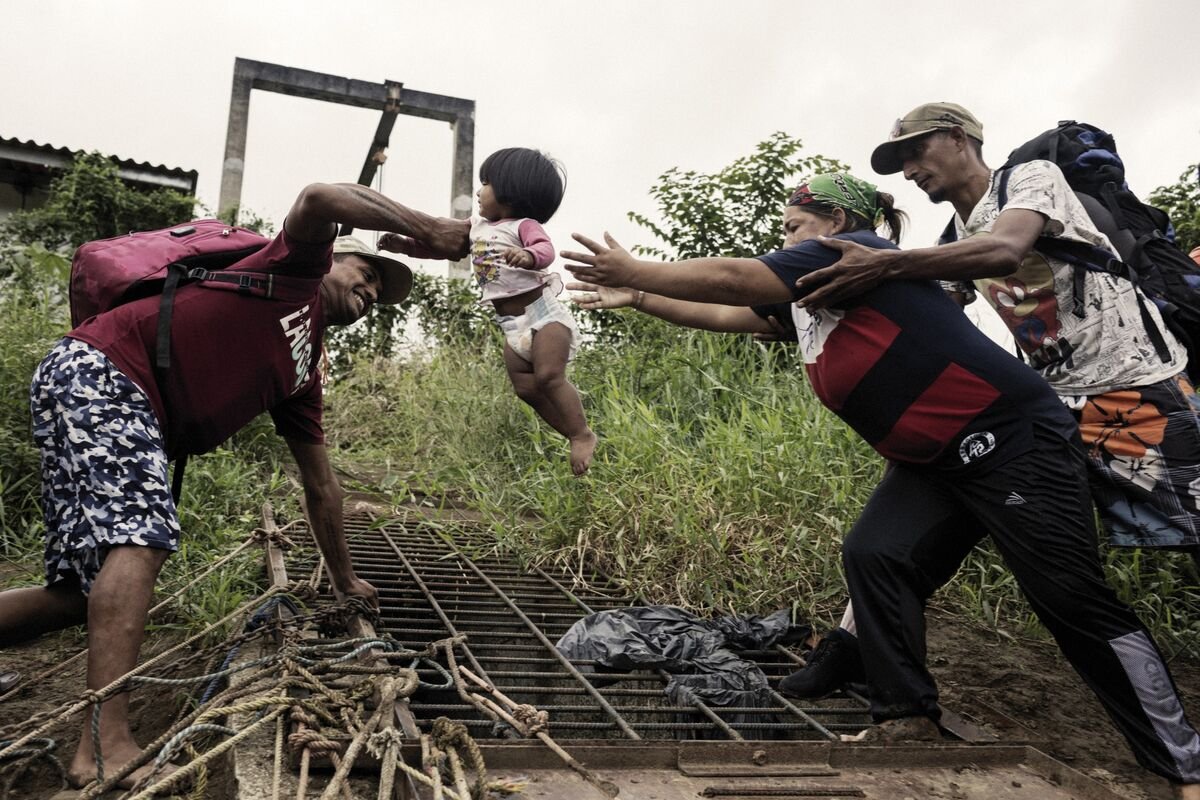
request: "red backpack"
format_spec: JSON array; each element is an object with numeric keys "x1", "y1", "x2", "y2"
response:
[{"x1": 70, "y1": 219, "x2": 311, "y2": 370}]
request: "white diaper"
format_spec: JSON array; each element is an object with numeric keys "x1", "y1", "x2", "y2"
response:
[{"x1": 496, "y1": 287, "x2": 580, "y2": 362}]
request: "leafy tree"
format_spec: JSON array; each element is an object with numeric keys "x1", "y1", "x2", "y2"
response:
[
  {"x1": 216, "y1": 205, "x2": 276, "y2": 237},
  {"x1": 1149, "y1": 164, "x2": 1200, "y2": 254},
  {"x1": 2, "y1": 152, "x2": 195, "y2": 250},
  {"x1": 575, "y1": 132, "x2": 846, "y2": 345},
  {"x1": 627, "y1": 131, "x2": 846, "y2": 260}
]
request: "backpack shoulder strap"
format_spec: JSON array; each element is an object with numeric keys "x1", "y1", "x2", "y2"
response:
[
  {"x1": 171, "y1": 453, "x2": 187, "y2": 503},
  {"x1": 153, "y1": 263, "x2": 317, "y2": 371},
  {"x1": 937, "y1": 217, "x2": 958, "y2": 245}
]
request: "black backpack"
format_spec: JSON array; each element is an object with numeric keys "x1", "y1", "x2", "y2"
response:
[{"x1": 939, "y1": 121, "x2": 1200, "y2": 381}]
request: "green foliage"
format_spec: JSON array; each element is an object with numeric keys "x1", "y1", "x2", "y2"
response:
[
  {"x1": 2, "y1": 152, "x2": 196, "y2": 249},
  {"x1": 627, "y1": 131, "x2": 846, "y2": 260},
  {"x1": 215, "y1": 204, "x2": 277, "y2": 237},
  {"x1": 406, "y1": 274, "x2": 494, "y2": 345},
  {"x1": 0, "y1": 245, "x2": 71, "y2": 558},
  {"x1": 325, "y1": 272, "x2": 495, "y2": 376},
  {"x1": 1149, "y1": 164, "x2": 1200, "y2": 254}
]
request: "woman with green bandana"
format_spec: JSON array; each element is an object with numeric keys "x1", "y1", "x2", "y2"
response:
[{"x1": 563, "y1": 172, "x2": 1200, "y2": 791}]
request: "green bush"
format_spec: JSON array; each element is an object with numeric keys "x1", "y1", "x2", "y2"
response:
[
  {"x1": 2, "y1": 152, "x2": 196, "y2": 250},
  {"x1": 325, "y1": 273, "x2": 495, "y2": 376},
  {"x1": 0, "y1": 244, "x2": 71, "y2": 559},
  {"x1": 628, "y1": 131, "x2": 846, "y2": 260},
  {"x1": 1149, "y1": 164, "x2": 1200, "y2": 254}
]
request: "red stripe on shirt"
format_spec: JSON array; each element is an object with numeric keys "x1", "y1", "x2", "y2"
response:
[
  {"x1": 874, "y1": 363, "x2": 1002, "y2": 463},
  {"x1": 806, "y1": 307, "x2": 901, "y2": 411}
]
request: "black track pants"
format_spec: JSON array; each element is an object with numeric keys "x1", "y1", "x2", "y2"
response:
[{"x1": 842, "y1": 431, "x2": 1200, "y2": 783}]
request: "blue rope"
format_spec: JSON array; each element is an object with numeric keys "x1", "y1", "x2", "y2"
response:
[{"x1": 199, "y1": 596, "x2": 301, "y2": 704}]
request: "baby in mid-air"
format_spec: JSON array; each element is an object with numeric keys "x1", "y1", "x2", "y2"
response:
[{"x1": 380, "y1": 147, "x2": 596, "y2": 475}]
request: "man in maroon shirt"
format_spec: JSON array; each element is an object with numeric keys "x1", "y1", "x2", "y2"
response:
[{"x1": 0, "y1": 182, "x2": 469, "y2": 788}]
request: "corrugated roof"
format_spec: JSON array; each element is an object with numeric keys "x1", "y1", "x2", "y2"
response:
[{"x1": 0, "y1": 135, "x2": 197, "y2": 193}]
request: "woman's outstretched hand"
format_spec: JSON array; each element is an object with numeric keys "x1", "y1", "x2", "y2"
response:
[
  {"x1": 562, "y1": 233, "x2": 640, "y2": 288},
  {"x1": 752, "y1": 314, "x2": 794, "y2": 342},
  {"x1": 566, "y1": 280, "x2": 638, "y2": 310}
]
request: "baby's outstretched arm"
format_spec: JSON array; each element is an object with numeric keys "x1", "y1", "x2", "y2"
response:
[{"x1": 378, "y1": 232, "x2": 442, "y2": 259}]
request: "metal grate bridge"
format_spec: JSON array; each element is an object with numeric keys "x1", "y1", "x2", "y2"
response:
[{"x1": 295, "y1": 512, "x2": 875, "y2": 744}]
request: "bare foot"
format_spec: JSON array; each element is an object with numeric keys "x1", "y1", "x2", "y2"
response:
[
  {"x1": 68, "y1": 743, "x2": 173, "y2": 790},
  {"x1": 570, "y1": 431, "x2": 598, "y2": 476}
]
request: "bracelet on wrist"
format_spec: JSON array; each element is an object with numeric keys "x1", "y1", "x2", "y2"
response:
[{"x1": 634, "y1": 290, "x2": 645, "y2": 309}]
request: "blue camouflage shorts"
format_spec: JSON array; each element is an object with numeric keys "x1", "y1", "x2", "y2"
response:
[{"x1": 30, "y1": 338, "x2": 179, "y2": 595}]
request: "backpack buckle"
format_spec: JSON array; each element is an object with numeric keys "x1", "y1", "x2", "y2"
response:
[
  {"x1": 237, "y1": 273, "x2": 254, "y2": 293},
  {"x1": 186, "y1": 267, "x2": 209, "y2": 281}
]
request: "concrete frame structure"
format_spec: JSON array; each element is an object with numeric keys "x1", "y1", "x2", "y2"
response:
[{"x1": 219, "y1": 57, "x2": 475, "y2": 278}]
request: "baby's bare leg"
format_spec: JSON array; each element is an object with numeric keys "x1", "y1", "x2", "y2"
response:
[
  {"x1": 503, "y1": 342, "x2": 568, "y2": 432},
  {"x1": 529, "y1": 323, "x2": 596, "y2": 475}
]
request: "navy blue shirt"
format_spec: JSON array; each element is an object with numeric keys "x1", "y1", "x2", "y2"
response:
[{"x1": 756, "y1": 231, "x2": 1075, "y2": 472}]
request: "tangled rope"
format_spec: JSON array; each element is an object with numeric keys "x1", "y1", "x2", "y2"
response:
[
  {"x1": 251, "y1": 520, "x2": 303, "y2": 551},
  {"x1": 431, "y1": 717, "x2": 488, "y2": 799},
  {"x1": 0, "y1": 506, "x2": 596, "y2": 800},
  {"x1": 0, "y1": 737, "x2": 67, "y2": 799}
]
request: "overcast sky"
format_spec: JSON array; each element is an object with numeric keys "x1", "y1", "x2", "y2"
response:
[{"x1": 5, "y1": 0, "x2": 1199, "y2": 340}]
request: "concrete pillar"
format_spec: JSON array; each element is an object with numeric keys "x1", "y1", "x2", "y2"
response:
[
  {"x1": 218, "y1": 71, "x2": 254, "y2": 220},
  {"x1": 448, "y1": 111, "x2": 475, "y2": 281}
]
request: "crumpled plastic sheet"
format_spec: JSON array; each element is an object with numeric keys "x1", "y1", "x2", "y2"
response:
[{"x1": 555, "y1": 606, "x2": 811, "y2": 736}]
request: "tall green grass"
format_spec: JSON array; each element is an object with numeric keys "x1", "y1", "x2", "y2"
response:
[
  {"x1": 328, "y1": 317, "x2": 877, "y2": 620},
  {"x1": 0, "y1": 243, "x2": 72, "y2": 562}
]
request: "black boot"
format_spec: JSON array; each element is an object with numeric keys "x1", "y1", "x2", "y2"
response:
[{"x1": 779, "y1": 628, "x2": 865, "y2": 699}]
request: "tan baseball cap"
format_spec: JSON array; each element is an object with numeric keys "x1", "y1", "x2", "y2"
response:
[
  {"x1": 870, "y1": 102, "x2": 984, "y2": 175},
  {"x1": 333, "y1": 235, "x2": 413, "y2": 304}
]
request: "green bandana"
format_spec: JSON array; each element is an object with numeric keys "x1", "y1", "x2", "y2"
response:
[{"x1": 788, "y1": 173, "x2": 883, "y2": 227}]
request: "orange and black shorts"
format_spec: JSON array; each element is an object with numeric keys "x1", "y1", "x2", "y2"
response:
[{"x1": 1075, "y1": 373, "x2": 1200, "y2": 548}]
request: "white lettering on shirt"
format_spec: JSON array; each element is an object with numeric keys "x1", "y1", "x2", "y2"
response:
[{"x1": 279, "y1": 305, "x2": 313, "y2": 392}]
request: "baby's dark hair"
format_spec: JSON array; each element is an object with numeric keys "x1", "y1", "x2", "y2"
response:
[{"x1": 479, "y1": 147, "x2": 566, "y2": 223}]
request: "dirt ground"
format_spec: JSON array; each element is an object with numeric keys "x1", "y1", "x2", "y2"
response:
[
  {"x1": 0, "y1": 586, "x2": 1196, "y2": 798},
  {"x1": 927, "y1": 607, "x2": 1200, "y2": 800},
  {"x1": 0, "y1": 625, "x2": 229, "y2": 800}
]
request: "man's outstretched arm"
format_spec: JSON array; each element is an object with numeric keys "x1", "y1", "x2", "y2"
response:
[
  {"x1": 283, "y1": 182, "x2": 470, "y2": 260},
  {"x1": 795, "y1": 208, "x2": 1046, "y2": 309}
]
